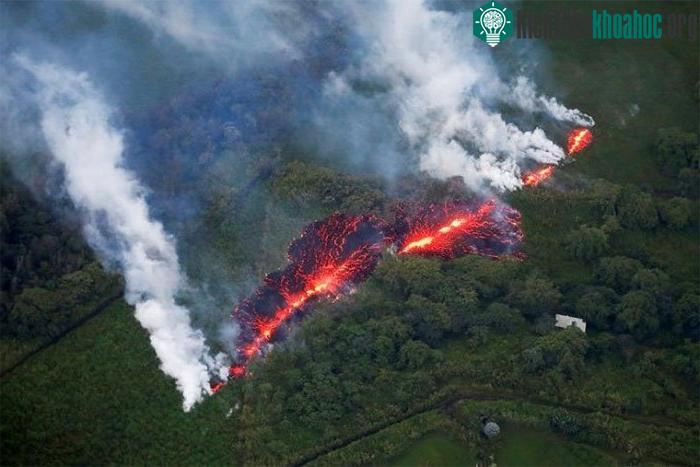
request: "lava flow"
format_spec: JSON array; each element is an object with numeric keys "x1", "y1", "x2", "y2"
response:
[
  {"x1": 567, "y1": 128, "x2": 593, "y2": 155},
  {"x1": 521, "y1": 128, "x2": 593, "y2": 188},
  {"x1": 217, "y1": 200, "x2": 524, "y2": 388},
  {"x1": 395, "y1": 200, "x2": 523, "y2": 259},
  {"x1": 522, "y1": 165, "x2": 556, "y2": 187},
  {"x1": 230, "y1": 213, "x2": 388, "y2": 373},
  {"x1": 211, "y1": 127, "x2": 593, "y2": 390}
]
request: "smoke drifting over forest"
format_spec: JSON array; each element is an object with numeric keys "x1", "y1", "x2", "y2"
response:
[
  {"x1": 13, "y1": 56, "x2": 227, "y2": 410},
  {"x1": 0, "y1": 0, "x2": 592, "y2": 409}
]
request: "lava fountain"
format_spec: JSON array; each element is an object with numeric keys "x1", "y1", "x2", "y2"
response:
[{"x1": 567, "y1": 128, "x2": 593, "y2": 156}]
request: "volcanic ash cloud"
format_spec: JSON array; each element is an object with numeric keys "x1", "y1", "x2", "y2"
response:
[{"x1": 16, "y1": 55, "x2": 224, "y2": 411}]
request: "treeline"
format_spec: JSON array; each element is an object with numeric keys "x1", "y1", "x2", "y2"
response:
[{"x1": 6, "y1": 263, "x2": 120, "y2": 340}]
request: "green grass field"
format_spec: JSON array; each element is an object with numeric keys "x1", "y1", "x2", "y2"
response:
[
  {"x1": 0, "y1": 301, "x2": 235, "y2": 465},
  {"x1": 384, "y1": 426, "x2": 615, "y2": 467},
  {"x1": 386, "y1": 432, "x2": 477, "y2": 467},
  {"x1": 495, "y1": 426, "x2": 616, "y2": 467}
]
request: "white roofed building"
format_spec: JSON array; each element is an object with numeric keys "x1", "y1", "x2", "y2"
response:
[{"x1": 555, "y1": 314, "x2": 587, "y2": 333}]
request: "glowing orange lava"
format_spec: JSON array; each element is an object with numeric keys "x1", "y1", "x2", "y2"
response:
[
  {"x1": 396, "y1": 200, "x2": 522, "y2": 259},
  {"x1": 522, "y1": 165, "x2": 556, "y2": 187},
  {"x1": 242, "y1": 253, "x2": 374, "y2": 360},
  {"x1": 229, "y1": 364, "x2": 246, "y2": 378},
  {"x1": 231, "y1": 213, "x2": 387, "y2": 373},
  {"x1": 567, "y1": 128, "x2": 593, "y2": 155},
  {"x1": 212, "y1": 129, "x2": 594, "y2": 390},
  {"x1": 399, "y1": 202, "x2": 496, "y2": 255},
  {"x1": 400, "y1": 236, "x2": 434, "y2": 253},
  {"x1": 219, "y1": 202, "x2": 524, "y2": 389},
  {"x1": 210, "y1": 381, "x2": 225, "y2": 393},
  {"x1": 521, "y1": 128, "x2": 593, "y2": 189}
]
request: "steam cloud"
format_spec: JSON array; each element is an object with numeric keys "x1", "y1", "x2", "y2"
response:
[{"x1": 15, "y1": 55, "x2": 224, "y2": 411}]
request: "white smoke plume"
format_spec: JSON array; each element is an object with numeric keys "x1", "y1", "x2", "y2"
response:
[
  {"x1": 504, "y1": 76, "x2": 596, "y2": 127},
  {"x1": 325, "y1": 0, "x2": 594, "y2": 192},
  {"x1": 98, "y1": 0, "x2": 312, "y2": 68},
  {"x1": 15, "y1": 55, "x2": 225, "y2": 411},
  {"x1": 95, "y1": 0, "x2": 594, "y2": 192}
]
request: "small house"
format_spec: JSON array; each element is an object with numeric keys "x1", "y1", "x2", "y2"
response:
[{"x1": 554, "y1": 314, "x2": 586, "y2": 333}]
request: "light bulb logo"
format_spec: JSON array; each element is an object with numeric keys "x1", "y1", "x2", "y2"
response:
[{"x1": 473, "y1": 1, "x2": 513, "y2": 48}]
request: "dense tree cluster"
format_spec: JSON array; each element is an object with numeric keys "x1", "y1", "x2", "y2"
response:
[
  {"x1": 565, "y1": 226, "x2": 608, "y2": 261},
  {"x1": 655, "y1": 128, "x2": 698, "y2": 176},
  {"x1": 221, "y1": 155, "x2": 700, "y2": 464},
  {"x1": 0, "y1": 163, "x2": 119, "y2": 341},
  {"x1": 7, "y1": 263, "x2": 118, "y2": 339},
  {"x1": 1, "y1": 163, "x2": 91, "y2": 299},
  {"x1": 655, "y1": 127, "x2": 699, "y2": 198},
  {"x1": 271, "y1": 161, "x2": 387, "y2": 214}
]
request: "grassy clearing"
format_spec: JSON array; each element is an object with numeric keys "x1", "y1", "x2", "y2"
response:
[
  {"x1": 455, "y1": 399, "x2": 699, "y2": 466},
  {"x1": 509, "y1": 190, "x2": 603, "y2": 284},
  {"x1": 495, "y1": 426, "x2": 616, "y2": 467},
  {"x1": 0, "y1": 339, "x2": 40, "y2": 373},
  {"x1": 0, "y1": 287, "x2": 122, "y2": 374},
  {"x1": 386, "y1": 431, "x2": 477, "y2": 467},
  {"x1": 307, "y1": 410, "x2": 470, "y2": 467}
]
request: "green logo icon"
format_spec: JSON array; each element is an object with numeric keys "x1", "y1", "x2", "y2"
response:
[{"x1": 474, "y1": 1, "x2": 513, "y2": 47}]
